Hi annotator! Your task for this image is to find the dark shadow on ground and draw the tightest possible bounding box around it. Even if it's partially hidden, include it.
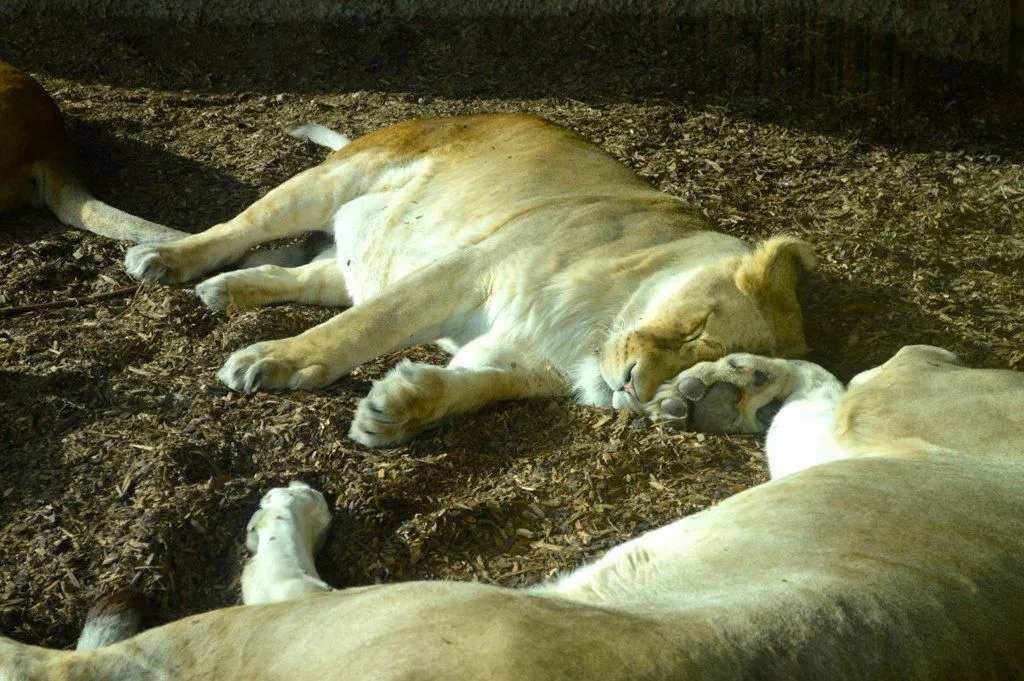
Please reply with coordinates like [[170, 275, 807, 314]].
[[801, 271, 994, 382], [3, 15, 1021, 155]]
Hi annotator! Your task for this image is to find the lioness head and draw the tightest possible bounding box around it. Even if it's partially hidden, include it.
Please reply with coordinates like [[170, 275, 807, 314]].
[[600, 236, 815, 408]]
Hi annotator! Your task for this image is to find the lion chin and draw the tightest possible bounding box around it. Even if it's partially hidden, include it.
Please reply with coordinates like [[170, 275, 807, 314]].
[[121, 113, 814, 446]]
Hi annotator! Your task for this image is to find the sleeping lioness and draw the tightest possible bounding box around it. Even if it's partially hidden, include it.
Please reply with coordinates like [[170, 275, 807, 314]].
[[122, 114, 814, 446], [6, 345, 1024, 679], [0, 60, 185, 242]]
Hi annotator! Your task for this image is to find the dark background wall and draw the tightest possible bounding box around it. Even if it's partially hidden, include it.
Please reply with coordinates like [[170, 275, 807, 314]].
[[4, 1, 1021, 97]]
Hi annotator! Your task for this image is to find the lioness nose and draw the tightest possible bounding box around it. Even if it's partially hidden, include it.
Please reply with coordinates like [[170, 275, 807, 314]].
[[622, 363, 638, 397]]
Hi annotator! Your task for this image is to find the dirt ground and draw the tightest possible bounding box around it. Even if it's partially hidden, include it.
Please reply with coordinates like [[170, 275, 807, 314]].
[[1, 18, 1022, 647]]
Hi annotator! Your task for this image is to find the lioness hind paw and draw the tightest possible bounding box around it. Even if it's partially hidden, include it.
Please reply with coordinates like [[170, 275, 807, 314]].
[[195, 276, 232, 312], [125, 241, 216, 284]]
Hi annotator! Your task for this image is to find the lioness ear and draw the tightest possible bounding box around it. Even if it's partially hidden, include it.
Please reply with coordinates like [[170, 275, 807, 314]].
[[734, 236, 816, 357]]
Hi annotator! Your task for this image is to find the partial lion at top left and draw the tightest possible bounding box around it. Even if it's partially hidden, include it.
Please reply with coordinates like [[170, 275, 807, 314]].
[[0, 60, 185, 243]]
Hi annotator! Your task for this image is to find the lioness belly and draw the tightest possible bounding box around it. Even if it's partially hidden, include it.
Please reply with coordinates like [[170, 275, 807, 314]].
[[329, 155, 514, 302], [331, 157, 447, 303]]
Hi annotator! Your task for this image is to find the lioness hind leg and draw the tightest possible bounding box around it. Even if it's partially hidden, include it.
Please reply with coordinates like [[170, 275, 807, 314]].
[[349, 340, 567, 447], [125, 158, 372, 284], [242, 481, 333, 605], [532, 517, 682, 606], [195, 252, 351, 313]]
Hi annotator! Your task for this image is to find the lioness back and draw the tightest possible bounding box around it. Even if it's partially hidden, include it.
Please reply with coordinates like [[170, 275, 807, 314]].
[[332, 113, 697, 234], [326, 113, 714, 300], [332, 113, 644, 189]]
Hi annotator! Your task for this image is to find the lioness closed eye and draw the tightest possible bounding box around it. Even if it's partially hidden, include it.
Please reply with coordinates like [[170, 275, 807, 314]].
[[124, 114, 814, 447]]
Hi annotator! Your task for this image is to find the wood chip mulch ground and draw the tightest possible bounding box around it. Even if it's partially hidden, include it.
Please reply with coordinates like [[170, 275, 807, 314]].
[[1, 18, 1021, 647]]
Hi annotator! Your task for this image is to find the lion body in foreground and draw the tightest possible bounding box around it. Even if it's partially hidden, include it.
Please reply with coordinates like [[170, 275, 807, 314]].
[[124, 114, 813, 446], [6, 345, 1024, 680]]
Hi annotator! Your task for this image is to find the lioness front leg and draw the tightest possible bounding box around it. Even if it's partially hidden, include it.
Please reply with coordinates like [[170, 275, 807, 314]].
[[349, 339, 567, 447], [218, 251, 489, 392]]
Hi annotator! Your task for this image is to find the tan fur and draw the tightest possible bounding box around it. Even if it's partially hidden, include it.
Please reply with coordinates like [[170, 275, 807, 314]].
[[733, 236, 816, 357], [6, 347, 1024, 680], [0, 60, 69, 214], [836, 344, 1024, 458], [124, 114, 813, 445], [0, 60, 184, 242]]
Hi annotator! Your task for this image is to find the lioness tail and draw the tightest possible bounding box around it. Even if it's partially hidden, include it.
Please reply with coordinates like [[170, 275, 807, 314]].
[[75, 590, 150, 650], [34, 160, 188, 244], [287, 122, 351, 151]]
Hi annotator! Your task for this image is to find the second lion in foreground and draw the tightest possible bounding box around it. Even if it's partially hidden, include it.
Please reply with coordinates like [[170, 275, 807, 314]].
[[125, 114, 813, 446], [7, 345, 1024, 679]]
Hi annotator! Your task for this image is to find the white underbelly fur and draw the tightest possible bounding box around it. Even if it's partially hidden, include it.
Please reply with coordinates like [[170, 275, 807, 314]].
[[329, 157, 499, 354], [332, 158, 462, 305]]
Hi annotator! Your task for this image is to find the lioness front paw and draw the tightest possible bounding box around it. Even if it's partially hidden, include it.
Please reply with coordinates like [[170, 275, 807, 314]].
[[647, 353, 793, 434], [349, 360, 448, 448], [646, 377, 700, 428], [218, 341, 331, 393]]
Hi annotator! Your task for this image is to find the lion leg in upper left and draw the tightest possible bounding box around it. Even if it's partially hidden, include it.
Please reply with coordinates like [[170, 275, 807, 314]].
[[241, 482, 334, 606]]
